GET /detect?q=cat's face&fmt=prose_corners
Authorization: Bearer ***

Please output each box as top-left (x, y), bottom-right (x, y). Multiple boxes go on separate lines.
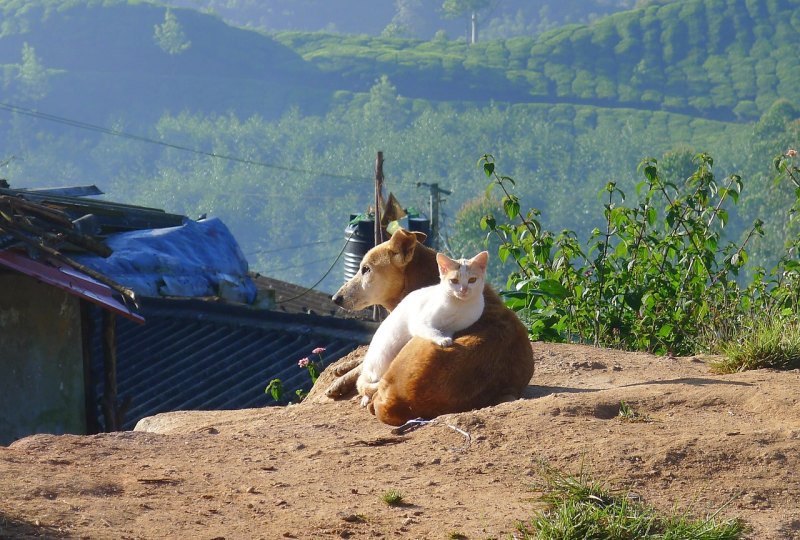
top-left (436, 251), bottom-right (489, 300)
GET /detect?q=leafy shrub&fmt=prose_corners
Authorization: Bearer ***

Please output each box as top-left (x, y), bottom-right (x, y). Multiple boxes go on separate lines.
top-left (479, 151), bottom-right (800, 357)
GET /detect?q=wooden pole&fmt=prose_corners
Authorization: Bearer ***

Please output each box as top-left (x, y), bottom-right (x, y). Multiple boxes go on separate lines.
top-left (101, 311), bottom-right (118, 432)
top-left (80, 302), bottom-right (100, 434)
top-left (373, 151), bottom-right (385, 322)
top-left (429, 182), bottom-right (439, 250)
top-left (374, 151), bottom-right (384, 246)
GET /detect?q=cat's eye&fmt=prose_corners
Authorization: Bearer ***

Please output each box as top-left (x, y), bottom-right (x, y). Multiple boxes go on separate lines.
top-left (450, 278), bottom-right (459, 284)
top-left (361, 265), bottom-right (370, 275)
top-left (468, 277), bottom-right (477, 283)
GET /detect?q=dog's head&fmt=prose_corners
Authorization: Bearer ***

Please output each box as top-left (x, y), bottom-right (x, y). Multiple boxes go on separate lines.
top-left (332, 229), bottom-right (429, 312)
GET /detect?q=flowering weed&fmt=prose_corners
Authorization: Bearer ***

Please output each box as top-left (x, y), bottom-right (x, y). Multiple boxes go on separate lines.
top-left (265, 346), bottom-right (326, 403)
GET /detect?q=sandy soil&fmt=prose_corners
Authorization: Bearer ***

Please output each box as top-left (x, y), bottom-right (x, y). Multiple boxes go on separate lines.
top-left (1, 342), bottom-right (799, 540)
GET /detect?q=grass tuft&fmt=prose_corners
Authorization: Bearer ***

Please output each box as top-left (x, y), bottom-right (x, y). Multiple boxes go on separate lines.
top-left (618, 400), bottom-right (652, 423)
top-left (517, 463), bottom-right (747, 539)
top-left (381, 489), bottom-right (404, 506)
top-left (712, 315), bottom-right (800, 373)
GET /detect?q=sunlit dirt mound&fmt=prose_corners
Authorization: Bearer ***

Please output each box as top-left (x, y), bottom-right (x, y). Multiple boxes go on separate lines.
top-left (1, 343), bottom-right (799, 539)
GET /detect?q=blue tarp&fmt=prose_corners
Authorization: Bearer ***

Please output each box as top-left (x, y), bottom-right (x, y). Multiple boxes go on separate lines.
top-left (75, 218), bottom-right (257, 304)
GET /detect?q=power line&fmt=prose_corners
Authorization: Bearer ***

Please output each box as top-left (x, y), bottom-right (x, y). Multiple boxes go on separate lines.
top-left (273, 228), bottom-right (355, 304)
top-left (264, 254), bottom-right (339, 274)
top-left (0, 101), bottom-right (372, 184)
top-left (245, 237), bottom-right (339, 256)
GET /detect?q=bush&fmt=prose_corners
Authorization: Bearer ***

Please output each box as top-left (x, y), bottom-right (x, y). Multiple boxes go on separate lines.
top-left (479, 151), bottom-right (800, 358)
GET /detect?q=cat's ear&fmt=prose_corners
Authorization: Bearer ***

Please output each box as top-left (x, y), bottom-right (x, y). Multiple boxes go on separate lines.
top-left (436, 252), bottom-right (458, 276)
top-left (388, 228), bottom-right (419, 266)
top-left (471, 251), bottom-right (489, 273)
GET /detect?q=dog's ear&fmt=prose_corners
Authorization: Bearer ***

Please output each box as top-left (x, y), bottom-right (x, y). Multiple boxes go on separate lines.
top-left (388, 228), bottom-right (419, 266)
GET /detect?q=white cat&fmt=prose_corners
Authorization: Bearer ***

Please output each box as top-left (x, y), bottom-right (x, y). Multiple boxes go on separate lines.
top-left (356, 250), bottom-right (489, 406)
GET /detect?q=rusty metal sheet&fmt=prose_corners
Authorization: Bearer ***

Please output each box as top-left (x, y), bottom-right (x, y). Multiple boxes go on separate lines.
top-left (0, 250), bottom-right (144, 323)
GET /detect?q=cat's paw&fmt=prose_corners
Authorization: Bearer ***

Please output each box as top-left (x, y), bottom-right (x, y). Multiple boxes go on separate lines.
top-left (436, 337), bottom-right (453, 347)
top-left (359, 395), bottom-right (371, 407)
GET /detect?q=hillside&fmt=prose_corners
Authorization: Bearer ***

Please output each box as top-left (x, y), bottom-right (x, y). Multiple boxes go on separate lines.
top-left (162, 0), bottom-right (637, 40)
top-left (1, 343), bottom-right (799, 538)
top-left (273, 0), bottom-right (800, 121)
top-left (0, 0), bottom-right (332, 124)
top-left (3, 0), bottom-right (800, 124)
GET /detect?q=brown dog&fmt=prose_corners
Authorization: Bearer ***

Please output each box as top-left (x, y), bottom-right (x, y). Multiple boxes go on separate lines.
top-left (331, 229), bottom-right (535, 425)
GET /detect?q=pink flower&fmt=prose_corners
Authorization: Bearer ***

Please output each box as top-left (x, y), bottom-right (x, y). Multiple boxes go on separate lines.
top-left (297, 357), bottom-right (310, 368)
top-left (311, 347), bottom-right (326, 355)
top-left (786, 148), bottom-right (798, 158)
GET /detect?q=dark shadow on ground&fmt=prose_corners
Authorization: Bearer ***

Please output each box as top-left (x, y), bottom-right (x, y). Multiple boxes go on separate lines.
top-left (621, 377), bottom-right (754, 388)
top-left (0, 511), bottom-right (68, 539)
top-left (522, 385), bottom-right (601, 399)
top-left (521, 377), bottom-right (754, 400)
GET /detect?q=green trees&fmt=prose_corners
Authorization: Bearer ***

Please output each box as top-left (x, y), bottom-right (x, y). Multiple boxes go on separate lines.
top-left (153, 8), bottom-right (192, 55)
top-left (16, 43), bottom-right (49, 101)
top-left (362, 75), bottom-right (407, 128)
top-left (441, 0), bottom-right (492, 43)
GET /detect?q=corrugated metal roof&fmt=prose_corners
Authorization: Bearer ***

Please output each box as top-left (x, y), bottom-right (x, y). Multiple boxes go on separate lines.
top-left (250, 273), bottom-right (375, 320)
top-left (89, 298), bottom-right (375, 431)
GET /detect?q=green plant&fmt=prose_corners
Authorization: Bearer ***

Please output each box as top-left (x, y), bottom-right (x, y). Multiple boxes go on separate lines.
top-left (618, 400), bottom-right (651, 423)
top-left (265, 378), bottom-right (283, 401)
top-left (265, 346), bottom-right (326, 403)
top-left (298, 346), bottom-right (325, 385)
top-left (479, 153), bottom-right (771, 356)
top-left (705, 148), bottom-right (800, 370)
top-left (517, 463), bottom-right (746, 539)
top-left (713, 314), bottom-right (800, 373)
top-left (381, 489), bottom-right (404, 506)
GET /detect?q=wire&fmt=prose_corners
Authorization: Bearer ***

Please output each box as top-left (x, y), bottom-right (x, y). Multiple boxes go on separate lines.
top-left (263, 254), bottom-right (338, 273)
top-left (0, 101), bottom-right (372, 184)
top-left (274, 228), bottom-right (356, 304)
top-left (0, 103), bottom-right (409, 301)
top-left (245, 237), bottom-right (339, 256)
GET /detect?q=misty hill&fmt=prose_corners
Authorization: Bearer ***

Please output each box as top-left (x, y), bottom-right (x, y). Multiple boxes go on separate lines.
top-left (0, 0), bottom-right (332, 125)
top-left (274, 0), bottom-right (800, 122)
top-left (2, 0), bottom-right (799, 128)
top-left (161, 0), bottom-right (638, 41)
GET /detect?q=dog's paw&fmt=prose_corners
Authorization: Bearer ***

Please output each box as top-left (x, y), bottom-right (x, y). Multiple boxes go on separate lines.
top-left (359, 395), bottom-right (371, 407)
top-left (436, 337), bottom-right (453, 347)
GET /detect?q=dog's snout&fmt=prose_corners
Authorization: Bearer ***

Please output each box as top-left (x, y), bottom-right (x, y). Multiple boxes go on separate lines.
top-left (331, 294), bottom-right (343, 306)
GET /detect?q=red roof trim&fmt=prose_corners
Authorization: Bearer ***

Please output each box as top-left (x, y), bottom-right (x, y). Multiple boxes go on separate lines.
top-left (0, 250), bottom-right (145, 324)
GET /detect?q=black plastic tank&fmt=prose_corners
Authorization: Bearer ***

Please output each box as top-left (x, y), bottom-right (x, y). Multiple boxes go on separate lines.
top-left (407, 216), bottom-right (431, 246)
top-left (343, 216), bottom-right (376, 281)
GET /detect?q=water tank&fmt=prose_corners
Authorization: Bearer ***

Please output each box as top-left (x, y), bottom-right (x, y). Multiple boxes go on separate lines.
top-left (407, 216), bottom-right (431, 246)
top-left (343, 217), bottom-right (376, 281)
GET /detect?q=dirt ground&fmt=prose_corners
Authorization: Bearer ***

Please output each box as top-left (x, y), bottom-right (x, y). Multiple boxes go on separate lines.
top-left (1, 341), bottom-right (799, 540)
